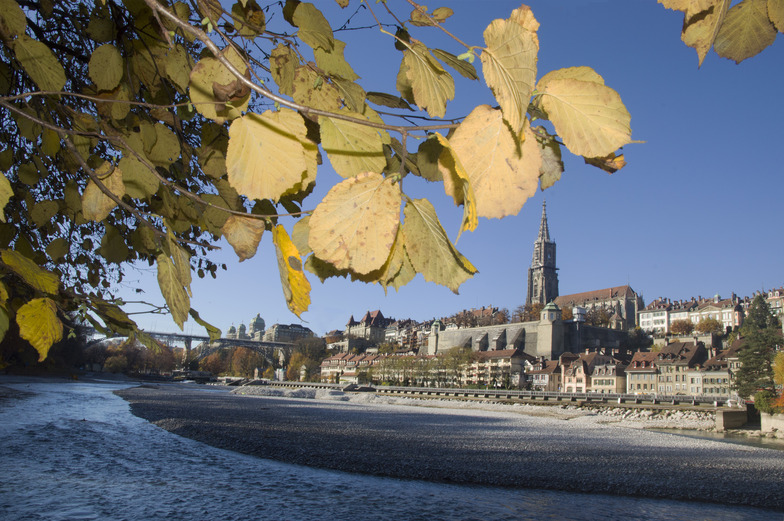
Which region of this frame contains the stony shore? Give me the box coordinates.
[116,384,784,511]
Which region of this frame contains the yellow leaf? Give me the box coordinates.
[660,0,731,66]
[156,254,189,329]
[292,2,334,51]
[16,297,62,361]
[290,65,342,111]
[314,39,359,81]
[770,0,784,32]
[1,249,60,294]
[189,309,222,342]
[379,226,415,293]
[319,108,389,178]
[82,162,125,222]
[189,46,250,123]
[400,40,455,118]
[432,133,477,240]
[119,155,159,199]
[222,214,265,261]
[273,224,310,318]
[0,172,12,222]
[714,0,777,63]
[584,152,627,174]
[226,109,318,202]
[442,105,539,220]
[480,10,538,135]
[147,123,181,167]
[309,172,400,274]
[403,198,477,293]
[291,215,312,256]
[536,67,632,158]
[532,125,564,190]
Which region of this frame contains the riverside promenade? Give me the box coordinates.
[117,384,784,512]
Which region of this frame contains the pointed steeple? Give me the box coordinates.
[537,200,551,242]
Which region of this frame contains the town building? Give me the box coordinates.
[639,295,744,335]
[625,351,659,394]
[555,285,643,331]
[654,341,708,395]
[463,349,534,388]
[262,323,314,343]
[346,310,395,344]
[561,351,622,393]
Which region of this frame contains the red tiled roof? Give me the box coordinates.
[555,285,637,307]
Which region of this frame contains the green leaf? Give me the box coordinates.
[536,66,632,158]
[0,173,12,222]
[319,108,389,178]
[0,0,26,38]
[400,41,455,118]
[89,44,124,91]
[100,224,130,264]
[147,123,181,167]
[403,198,477,293]
[292,3,334,51]
[45,237,69,262]
[12,35,67,92]
[0,305,8,345]
[226,109,318,202]
[16,297,62,361]
[189,308,222,341]
[273,224,310,318]
[480,8,539,136]
[156,254,189,329]
[222,214,265,261]
[1,249,60,294]
[309,172,401,274]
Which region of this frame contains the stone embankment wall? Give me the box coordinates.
[761,413,784,438]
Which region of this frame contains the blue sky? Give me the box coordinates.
[116,1,784,337]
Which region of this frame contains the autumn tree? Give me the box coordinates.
[585,307,611,327]
[2,0,778,365]
[670,319,695,336]
[695,317,723,336]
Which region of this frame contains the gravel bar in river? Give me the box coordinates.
[115,385,784,512]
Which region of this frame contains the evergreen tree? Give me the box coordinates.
[734,295,782,399]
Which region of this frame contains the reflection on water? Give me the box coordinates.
[650,427,784,451]
[0,378,780,521]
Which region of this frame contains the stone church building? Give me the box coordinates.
[423,201,640,360]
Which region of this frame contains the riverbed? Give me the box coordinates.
[1,376,782,520]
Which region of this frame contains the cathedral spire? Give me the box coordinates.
[537,200,551,242]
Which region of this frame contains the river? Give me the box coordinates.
[0,377,781,521]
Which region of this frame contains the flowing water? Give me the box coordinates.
[0,377,781,521]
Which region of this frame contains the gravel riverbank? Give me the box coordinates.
[116,384,784,511]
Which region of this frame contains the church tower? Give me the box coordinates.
[526,201,559,306]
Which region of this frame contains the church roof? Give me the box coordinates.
[554,285,638,307]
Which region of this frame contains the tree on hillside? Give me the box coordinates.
[695,317,723,336]
[585,307,611,327]
[734,295,782,400]
[0,0,778,366]
[670,319,694,336]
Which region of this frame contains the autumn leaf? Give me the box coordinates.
[12,35,66,91]
[432,133,477,240]
[399,40,455,118]
[273,224,310,318]
[89,44,123,91]
[0,173,12,222]
[714,0,777,63]
[222,214,265,261]
[309,172,400,274]
[480,8,538,135]
[320,108,389,178]
[292,2,334,51]
[16,298,62,361]
[226,109,318,202]
[660,0,731,66]
[443,105,540,220]
[536,67,632,158]
[532,125,564,190]
[189,309,222,341]
[379,227,415,293]
[82,162,125,222]
[584,152,627,174]
[156,254,189,329]
[189,46,250,123]
[1,249,60,295]
[403,198,477,293]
